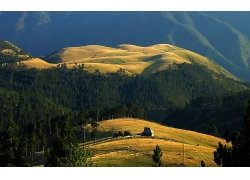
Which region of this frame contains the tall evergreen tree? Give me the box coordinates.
[29,131,39,162]
[91,128,98,144]
[214,100,250,166]
[78,109,89,148]
[44,118,92,167]
[90,121,99,144]
[152,144,163,167]
[134,106,146,119]
[0,119,29,166]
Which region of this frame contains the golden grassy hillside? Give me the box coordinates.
[81,118,230,167]
[21,58,57,69]
[34,44,237,79]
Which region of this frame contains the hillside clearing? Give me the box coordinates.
[76,118,230,167]
[89,138,219,167]
[31,118,229,167]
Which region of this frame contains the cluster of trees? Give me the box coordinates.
[0,63,244,133]
[151,101,250,167]
[0,62,244,113]
[1,62,233,136]
[163,90,250,138]
[113,130,131,138]
[0,101,146,166]
[0,119,29,166]
[77,103,146,125]
[214,100,250,166]
[45,116,92,167]
[0,115,93,167]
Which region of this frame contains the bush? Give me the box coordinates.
[113,131,124,138]
[124,130,131,136]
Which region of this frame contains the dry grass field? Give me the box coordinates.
[31,118,229,167]
[89,138,219,167]
[22,44,237,79]
[79,118,230,167]
[21,58,57,69]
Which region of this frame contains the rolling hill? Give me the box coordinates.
[0,39,30,64]
[86,118,230,167]
[32,118,230,167]
[1,12,250,80]
[0,38,242,84]
[40,44,237,79]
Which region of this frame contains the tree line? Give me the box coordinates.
[164,90,250,138]
[0,62,248,144]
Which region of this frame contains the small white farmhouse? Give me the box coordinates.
[142,127,154,136]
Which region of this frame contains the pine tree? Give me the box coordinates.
[214,100,250,166]
[201,160,206,167]
[78,109,89,148]
[90,122,99,143]
[44,118,92,167]
[152,144,163,167]
[0,119,29,167]
[91,128,98,144]
[29,131,38,162]
[41,132,47,160]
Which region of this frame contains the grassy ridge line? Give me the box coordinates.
[28,43,237,79]
[21,58,57,69]
[87,118,229,149]
[82,119,230,166]
[31,118,229,167]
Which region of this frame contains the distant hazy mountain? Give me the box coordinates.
[1,11,250,80]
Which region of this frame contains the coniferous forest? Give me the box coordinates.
[0,62,247,134]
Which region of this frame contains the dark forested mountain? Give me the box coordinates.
[1,11,250,80]
[163,91,250,138]
[0,59,248,135]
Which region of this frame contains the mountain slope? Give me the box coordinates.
[1,12,250,80]
[43,43,238,80]
[82,118,230,167]
[0,40,30,64]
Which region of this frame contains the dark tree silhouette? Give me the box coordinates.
[201,160,206,167]
[44,117,92,167]
[91,128,98,144]
[0,119,30,167]
[78,109,89,148]
[214,100,250,166]
[152,144,163,167]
